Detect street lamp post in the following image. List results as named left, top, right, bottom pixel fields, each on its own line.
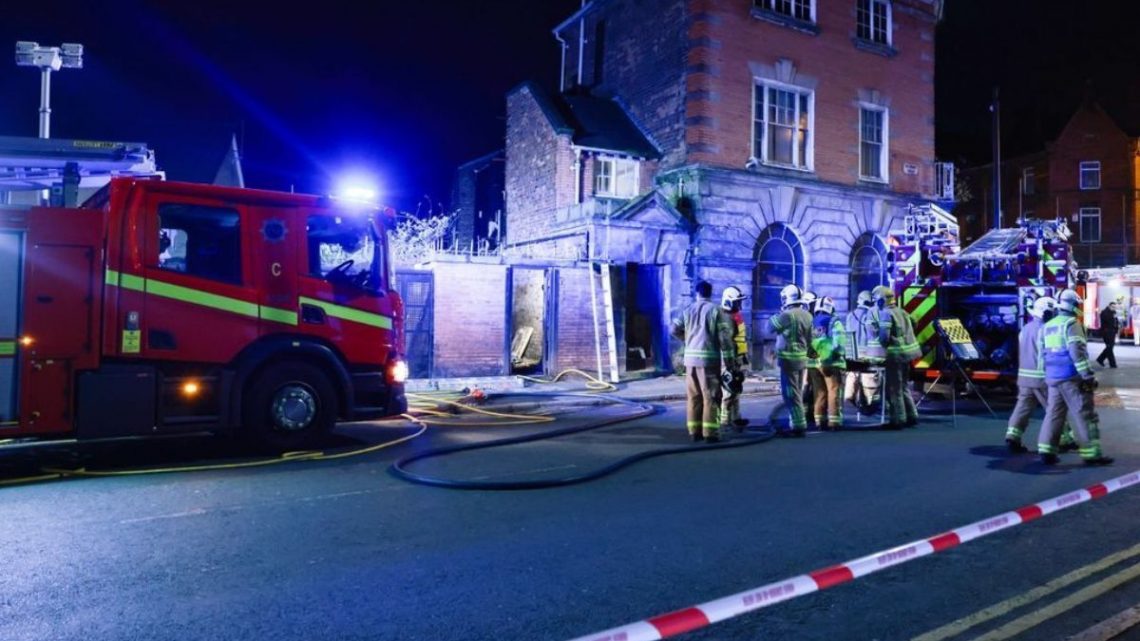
left=14, top=41, right=84, bottom=138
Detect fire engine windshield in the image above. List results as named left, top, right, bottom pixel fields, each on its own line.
left=307, top=213, right=383, bottom=292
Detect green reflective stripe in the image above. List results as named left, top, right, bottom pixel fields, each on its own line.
left=106, top=268, right=145, bottom=292
left=1018, top=369, right=1044, bottom=377
left=770, top=317, right=785, bottom=331
left=0, top=340, right=14, bottom=356
left=144, top=279, right=258, bottom=318
left=911, top=295, right=937, bottom=327
left=1080, top=447, right=1099, bottom=458
left=299, top=296, right=393, bottom=330
left=684, top=349, right=718, bottom=358
left=1037, top=443, right=1057, bottom=454
left=260, top=306, right=298, bottom=325
left=1006, top=426, right=1023, bottom=438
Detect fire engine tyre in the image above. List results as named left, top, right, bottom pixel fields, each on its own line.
left=243, top=363, right=338, bottom=451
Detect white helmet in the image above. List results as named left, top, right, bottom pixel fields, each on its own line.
left=801, top=291, right=817, bottom=311
left=1058, top=289, right=1083, bottom=315
left=856, top=290, right=873, bottom=308
left=779, top=284, right=802, bottom=308
left=721, top=285, right=748, bottom=311
left=815, top=296, right=836, bottom=316
left=1030, top=296, right=1057, bottom=319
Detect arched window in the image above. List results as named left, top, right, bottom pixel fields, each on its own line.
left=849, top=233, right=888, bottom=307
left=753, top=223, right=805, bottom=313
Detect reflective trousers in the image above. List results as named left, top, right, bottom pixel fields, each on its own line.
left=1038, top=379, right=1103, bottom=459
left=1005, top=385, right=1074, bottom=446
left=685, top=366, right=722, bottom=438
left=884, top=360, right=918, bottom=425
left=778, top=364, right=807, bottom=432
left=812, top=367, right=844, bottom=426
left=844, top=370, right=881, bottom=410
left=719, top=370, right=743, bottom=429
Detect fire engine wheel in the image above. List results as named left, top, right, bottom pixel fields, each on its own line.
left=244, top=363, right=338, bottom=451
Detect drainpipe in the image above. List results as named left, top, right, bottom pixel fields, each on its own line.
left=554, top=29, right=568, bottom=92
left=577, top=0, right=587, bottom=88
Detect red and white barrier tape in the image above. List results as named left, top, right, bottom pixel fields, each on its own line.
left=568, top=469, right=1140, bottom=641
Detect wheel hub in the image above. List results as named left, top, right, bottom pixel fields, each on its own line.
left=271, top=385, right=318, bottom=431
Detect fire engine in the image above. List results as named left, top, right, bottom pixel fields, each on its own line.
left=0, top=178, right=408, bottom=449
left=890, top=209, right=1077, bottom=387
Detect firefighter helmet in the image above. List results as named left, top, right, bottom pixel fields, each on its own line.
left=721, top=285, right=748, bottom=311
left=802, top=291, right=817, bottom=312
left=815, top=296, right=836, bottom=316
left=779, top=284, right=802, bottom=308
left=1030, top=296, right=1057, bottom=319
left=871, top=285, right=896, bottom=307
left=1058, top=289, right=1083, bottom=315
left=857, top=290, right=873, bottom=308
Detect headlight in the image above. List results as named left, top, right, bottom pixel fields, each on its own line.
left=388, top=359, right=409, bottom=384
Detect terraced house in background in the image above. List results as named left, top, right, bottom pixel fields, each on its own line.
left=503, top=0, right=953, bottom=370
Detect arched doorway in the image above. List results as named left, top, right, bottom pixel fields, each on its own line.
left=751, top=223, right=805, bottom=368
left=848, top=233, right=888, bottom=308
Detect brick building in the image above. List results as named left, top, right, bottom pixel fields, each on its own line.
left=450, top=150, right=506, bottom=253
left=957, top=98, right=1140, bottom=268
left=502, top=0, right=951, bottom=372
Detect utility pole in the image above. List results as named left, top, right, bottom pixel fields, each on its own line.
left=990, top=86, right=1002, bottom=230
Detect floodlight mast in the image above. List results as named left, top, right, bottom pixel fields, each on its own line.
left=14, top=41, right=84, bottom=138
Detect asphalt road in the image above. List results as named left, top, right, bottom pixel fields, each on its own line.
left=2, top=352, right=1140, bottom=641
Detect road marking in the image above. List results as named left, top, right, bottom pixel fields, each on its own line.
left=1067, top=603, right=1140, bottom=641
left=971, top=561, right=1140, bottom=641
left=911, top=541, right=1140, bottom=641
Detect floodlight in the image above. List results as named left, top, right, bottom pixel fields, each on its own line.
left=12, top=40, right=84, bottom=137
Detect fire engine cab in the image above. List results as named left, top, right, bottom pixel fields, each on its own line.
left=0, top=178, right=407, bottom=449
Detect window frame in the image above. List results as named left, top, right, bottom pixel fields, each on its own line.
left=1078, top=207, right=1101, bottom=243
left=752, top=79, right=815, bottom=172
left=593, top=155, right=640, bottom=199
left=755, top=0, right=816, bottom=23
left=856, top=0, right=892, bottom=46
left=1079, top=161, right=1101, bottom=191
left=858, top=104, right=889, bottom=183
left=154, top=202, right=244, bottom=286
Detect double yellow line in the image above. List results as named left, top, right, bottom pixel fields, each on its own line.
left=913, top=542, right=1140, bottom=641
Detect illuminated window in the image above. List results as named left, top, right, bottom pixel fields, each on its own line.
left=856, top=0, right=891, bottom=45
left=753, top=82, right=813, bottom=170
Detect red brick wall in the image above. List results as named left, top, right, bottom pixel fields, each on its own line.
left=552, top=267, right=604, bottom=373
left=431, top=262, right=508, bottom=377
left=686, top=0, right=937, bottom=195
left=505, top=86, right=578, bottom=245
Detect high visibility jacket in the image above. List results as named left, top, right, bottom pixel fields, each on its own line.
left=671, top=298, right=735, bottom=367
left=1016, top=318, right=1047, bottom=389
left=813, top=314, right=847, bottom=370
left=730, top=310, right=748, bottom=358
left=1040, top=313, right=1093, bottom=383
left=769, top=306, right=813, bottom=368
left=879, top=304, right=922, bottom=363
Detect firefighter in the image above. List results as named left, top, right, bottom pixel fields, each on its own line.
left=872, top=285, right=921, bottom=429
left=811, top=296, right=846, bottom=430
left=801, top=291, right=819, bottom=428
left=1037, top=289, right=1114, bottom=466
left=1005, top=296, right=1057, bottom=453
left=671, top=280, right=736, bottom=443
left=844, top=290, right=881, bottom=412
left=719, top=285, right=750, bottom=433
left=769, top=284, right=813, bottom=436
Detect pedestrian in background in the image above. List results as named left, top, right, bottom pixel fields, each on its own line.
left=811, top=296, right=846, bottom=430
left=770, top=284, right=813, bottom=436
left=1038, top=290, right=1113, bottom=465
left=719, top=285, right=751, bottom=433
left=1130, top=297, right=1140, bottom=347
left=1096, top=300, right=1120, bottom=368
left=671, top=280, right=736, bottom=443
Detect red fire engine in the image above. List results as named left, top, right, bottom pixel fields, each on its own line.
left=890, top=210, right=1076, bottom=387
left=0, top=178, right=407, bottom=449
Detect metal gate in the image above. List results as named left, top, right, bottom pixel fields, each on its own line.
left=397, top=270, right=434, bottom=379
left=0, top=231, right=23, bottom=424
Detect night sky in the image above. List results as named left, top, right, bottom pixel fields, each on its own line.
left=1, top=1, right=1136, bottom=212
